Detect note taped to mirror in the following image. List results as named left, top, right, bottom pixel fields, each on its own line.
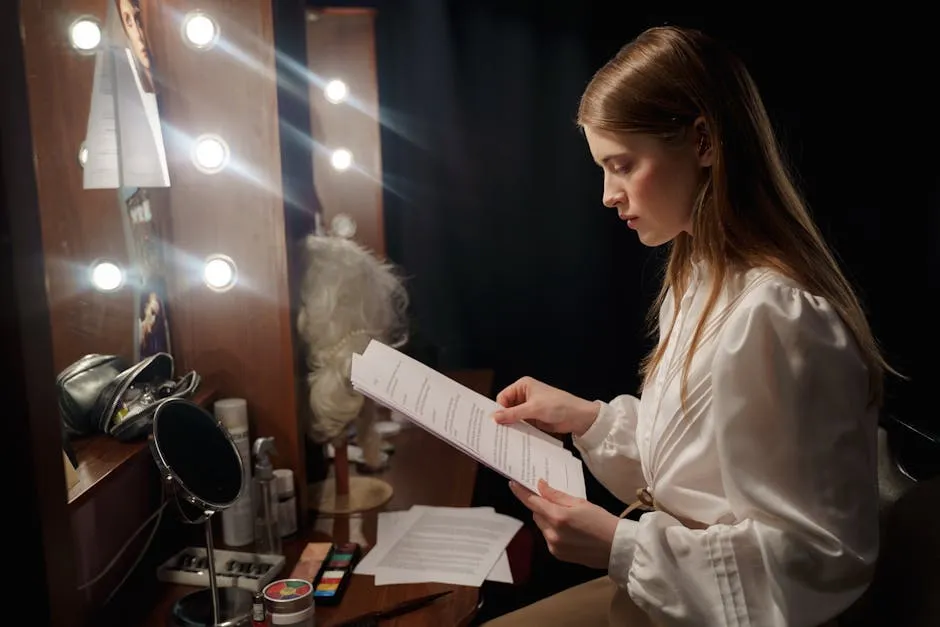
left=83, top=0, right=169, bottom=189
left=350, top=340, right=586, bottom=499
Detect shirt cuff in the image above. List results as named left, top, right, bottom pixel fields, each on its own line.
left=608, top=518, right=639, bottom=588
left=574, top=401, right=617, bottom=451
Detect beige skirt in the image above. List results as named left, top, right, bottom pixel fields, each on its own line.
left=480, top=576, right=654, bottom=627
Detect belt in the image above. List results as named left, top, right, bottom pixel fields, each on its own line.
left=619, top=487, right=708, bottom=530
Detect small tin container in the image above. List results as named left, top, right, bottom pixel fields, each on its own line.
left=262, top=578, right=315, bottom=626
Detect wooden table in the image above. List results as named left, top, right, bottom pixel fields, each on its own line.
left=143, top=370, right=493, bottom=627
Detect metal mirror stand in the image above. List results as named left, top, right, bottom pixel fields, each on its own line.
left=150, top=398, right=254, bottom=627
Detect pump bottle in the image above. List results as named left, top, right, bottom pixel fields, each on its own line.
left=252, top=437, right=282, bottom=555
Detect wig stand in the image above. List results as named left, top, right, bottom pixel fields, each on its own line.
left=309, top=434, right=393, bottom=514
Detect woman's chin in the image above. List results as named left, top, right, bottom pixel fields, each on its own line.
left=635, top=227, right=682, bottom=248
left=635, top=230, right=663, bottom=247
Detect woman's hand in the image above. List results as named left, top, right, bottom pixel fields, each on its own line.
left=511, top=479, right=619, bottom=570
left=493, top=376, right=599, bottom=436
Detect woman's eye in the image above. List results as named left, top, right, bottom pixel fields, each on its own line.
left=612, top=164, right=631, bottom=175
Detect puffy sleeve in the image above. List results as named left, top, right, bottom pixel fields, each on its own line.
left=614, top=281, right=880, bottom=626
left=573, top=394, right=646, bottom=503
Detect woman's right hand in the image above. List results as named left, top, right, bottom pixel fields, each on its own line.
left=492, top=376, right=600, bottom=437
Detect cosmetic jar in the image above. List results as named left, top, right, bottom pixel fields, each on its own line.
left=262, top=579, right=314, bottom=626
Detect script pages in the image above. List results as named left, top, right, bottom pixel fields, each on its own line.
left=350, top=340, right=586, bottom=499
left=355, top=506, right=519, bottom=587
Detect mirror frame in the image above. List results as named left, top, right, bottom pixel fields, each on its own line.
left=149, top=398, right=245, bottom=512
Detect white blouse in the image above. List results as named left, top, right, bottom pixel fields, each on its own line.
left=573, top=265, right=879, bottom=627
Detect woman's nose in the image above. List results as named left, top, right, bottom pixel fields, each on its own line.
left=602, top=174, right=625, bottom=208
left=603, top=190, right=625, bottom=208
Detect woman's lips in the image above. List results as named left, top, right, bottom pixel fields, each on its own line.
left=619, top=213, right=639, bottom=228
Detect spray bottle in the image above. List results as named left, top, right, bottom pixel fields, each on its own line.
left=252, top=437, right=282, bottom=555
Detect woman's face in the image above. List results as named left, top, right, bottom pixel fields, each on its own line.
left=117, top=0, right=150, bottom=70
left=583, top=125, right=710, bottom=247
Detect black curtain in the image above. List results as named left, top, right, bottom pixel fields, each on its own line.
left=377, top=2, right=658, bottom=403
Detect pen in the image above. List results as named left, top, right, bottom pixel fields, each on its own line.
left=334, top=590, right=453, bottom=627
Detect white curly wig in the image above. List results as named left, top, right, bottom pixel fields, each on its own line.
left=297, top=234, right=409, bottom=467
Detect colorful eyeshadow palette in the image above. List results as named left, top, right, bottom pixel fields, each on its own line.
left=289, top=542, right=333, bottom=582
left=311, top=542, right=361, bottom=606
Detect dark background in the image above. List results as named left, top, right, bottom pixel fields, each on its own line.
left=281, top=2, right=930, bottom=619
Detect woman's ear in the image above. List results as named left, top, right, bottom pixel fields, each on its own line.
left=693, top=117, right=714, bottom=167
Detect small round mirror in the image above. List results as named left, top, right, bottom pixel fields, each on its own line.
left=150, top=398, right=243, bottom=511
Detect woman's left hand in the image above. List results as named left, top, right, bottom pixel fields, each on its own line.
left=510, top=479, right=619, bottom=570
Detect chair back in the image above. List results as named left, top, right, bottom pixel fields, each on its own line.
left=840, top=424, right=940, bottom=627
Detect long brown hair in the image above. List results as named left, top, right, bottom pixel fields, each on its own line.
left=577, top=26, right=892, bottom=407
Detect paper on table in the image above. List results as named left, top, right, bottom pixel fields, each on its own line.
left=365, top=506, right=522, bottom=587
left=355, top=508, right=514, bottom=584
left=351, top=341, right=586, bottom=499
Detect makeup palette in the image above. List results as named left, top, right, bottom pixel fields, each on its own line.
left=289, top=542, right=333, bottom=582
left=311, top=542, right=361, bottom=605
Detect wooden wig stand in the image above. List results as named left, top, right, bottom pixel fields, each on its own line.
left=309, top=402, right=393, bottom=514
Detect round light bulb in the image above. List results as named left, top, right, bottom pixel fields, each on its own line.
left=330, top=213, right=357, bottom=239
left=70, top=18, right=102, bottom=52
left=203, top=255, right=237, bottom=291
left=90, top=261, right=123, bottom=292
left=192, top=135, right=229, bottom=173
left=182, top=12, right=219, bottom=48
left=324, top=79, right=348, bottom=104
left=330, top=148, right=353, bottom=171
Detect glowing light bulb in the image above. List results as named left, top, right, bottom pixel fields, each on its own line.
left=192, top=135, right=229, bottom=173
left=182, top=12, right=219, bottom=49
left=330, top=148, right=352, bottom=171
left=90, top=261, right=123, bottom=291
left=204, top=255, right=237, bottom=291
left=331, top=213, right=357, bottom=239
left=70, top=18, right=102, bottom=52
left=324, top=79, right=348, bottom=104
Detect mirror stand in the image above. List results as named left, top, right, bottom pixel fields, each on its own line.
left=171, top=511, right=254, bottom=627
left=150, top=398, right=258, bottom=627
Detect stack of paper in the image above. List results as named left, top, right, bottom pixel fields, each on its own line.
left=350, top=340, right=587, bottom=499
left=355, top=506, right=521, bottom=587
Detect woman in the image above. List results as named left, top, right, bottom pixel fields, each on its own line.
left=486, top=25, right=889, bottom=626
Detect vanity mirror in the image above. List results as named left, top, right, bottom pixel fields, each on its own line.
left=14, top=1, right=307, bottom=619
left=150, top=397, right=253, bottom=626
left=10, top=1, right=383, bottom=621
